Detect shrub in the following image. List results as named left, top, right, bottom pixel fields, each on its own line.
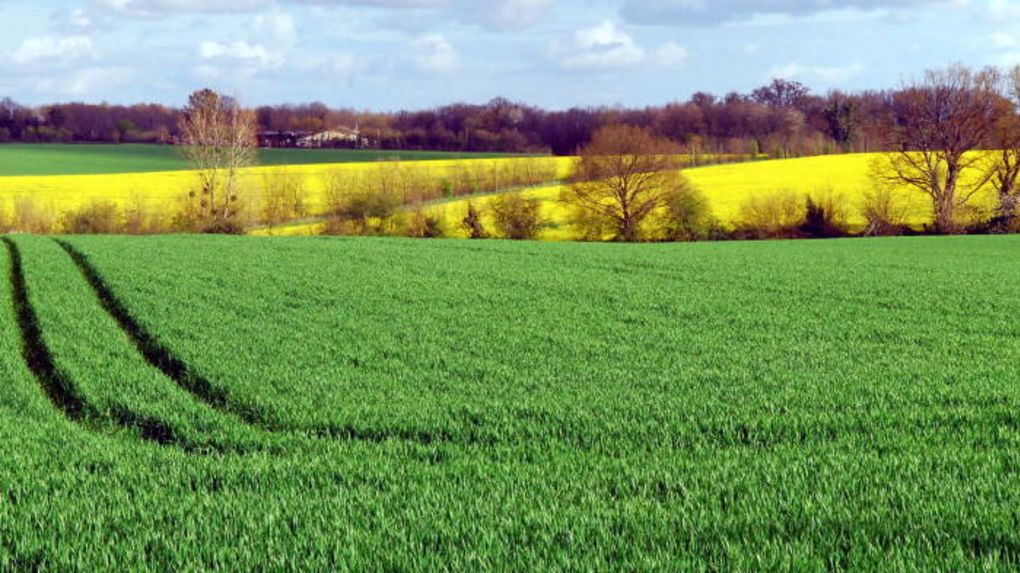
left=330, top=188, right=403, bottom=236
left=735, top=190, right=803, bottom=239
left=568, top=204, right=610, bottom=242
left=260, top=171, right=308, bottom=228
left=799, top=192, right=849, bottom=238
left=9, top=196, right=58, bottom=234
left=61, top=201, right=122, bottom=234
left=490, top=195, right=543, bottom=240
left=122, top=194, right=165, bottom=235
left=860, top=185, right=909, bottom=237
left=660, top=182, right=713, bottom=242
left=406, top=208, right=447, bottom=239
left=461, top=202, right=489, bottom=239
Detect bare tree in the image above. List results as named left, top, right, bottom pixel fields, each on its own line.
left=179, top=89, right=258, bottom=233
left=879, top=65, right=1000, bottom=234
left=986, top=65, right=1020, bottom=229
left=260, top=170, right=308, bottom=229
left=562, top=125, right=685, bottom=242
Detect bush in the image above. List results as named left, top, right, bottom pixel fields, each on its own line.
left=973, top=214, right=1020, bottom=235
left=406, top=208, right=446, bottom=239
left=260, top=171, right=308, bottom=228
left=61, top=201, right=122, bottom=234
left=799, top=192, right=849, bottom=238
left=8, top=196, right=58, bottom=234
left=735, top=190, right=803, bottom=239
left=660, top=181, right=713, bottom=242
left=860, top=185, right=909, bottom=237
left=328, top=188, right=403, bottom=236
left=490, top=195, right=543, bottom=240
left=200, top=219, right=247, bottom=235
left=121, top=194, right=168, bottom=235
left=568, top=204, right=610, bottom=242
left=461, top=202, right=489, bottom=239
left=171, top=184, right=251, bottom=235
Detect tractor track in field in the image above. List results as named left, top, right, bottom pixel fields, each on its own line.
left=56, top=239, right=489, bottom=449
left=3, top=236, right=481, bottom=453
left=56, top=239, right=264, bottom=429
left=3, top=238, right=85, bottom=421
left=3, top=237, right=185, bottom=448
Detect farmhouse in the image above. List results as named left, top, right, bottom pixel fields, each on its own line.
left=297, top=127, right=364, bottom=148
left=257, top=127, right=367, bottom=149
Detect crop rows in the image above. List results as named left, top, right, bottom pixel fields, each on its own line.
left=1, top=234, right=1019, bottom=570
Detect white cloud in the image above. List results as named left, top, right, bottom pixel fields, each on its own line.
left=410, top=34, right=459, bottom=73
left=199, top=40, right=284, bottom=69
left=51, top=7, right=95, bottom=29
left=655, top=42, right=688, bottom=67
left=559, top=20, right=646, bottom=70
left=254, top=11, right=297, bottom=47
left=331, top=53, right=364, bottom=79
left=10, top=36, right=96, bottom=65
left=93, top=0, right=549, bottom=31
left=766, top=61, right=866, bottom=85
left=26, top=65, right=133, bottom=98
left=68, top=66, right=132, bottom=95
left=989, top=0, right=1020, bottom=18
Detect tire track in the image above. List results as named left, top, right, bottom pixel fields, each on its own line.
left=3, top=237, right=85, bottom=422
left=57, top=239, right=490, bottom=448
left=56, top=239, right=262, bottom=426
left=5, top=237, right=182, bottom=446
left=5, top=237, right=247, bottom=452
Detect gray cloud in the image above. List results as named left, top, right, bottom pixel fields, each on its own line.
left=620, top=0, right=952, bottom=26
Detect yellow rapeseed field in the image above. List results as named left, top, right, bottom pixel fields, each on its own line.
left=429, top=153, right=1001, bottom=240
left=0, top=156, right=575, bottom=228
left=0, top=152, right=1001, bottom=237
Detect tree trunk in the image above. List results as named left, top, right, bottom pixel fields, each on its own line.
left=934, top=180, right=957, bottom=235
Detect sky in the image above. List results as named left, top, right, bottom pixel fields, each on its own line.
left=1, top=0, right=1019, bottom=110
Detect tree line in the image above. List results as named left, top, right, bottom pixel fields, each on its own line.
left=0, top=74, right=1001, bottom=157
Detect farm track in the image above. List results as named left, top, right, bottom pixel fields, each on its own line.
left=5, top=236, right=313, bottom=455
left=3, top=237, right=184, bottom=447
left=57, top=239, right=261, bottom=428
left=55, top=238, right=478, bottom=448
left=3, top=238, right=85, bottom=421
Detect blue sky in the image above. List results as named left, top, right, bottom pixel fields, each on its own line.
left=1, top=0, right=1018, bottom=110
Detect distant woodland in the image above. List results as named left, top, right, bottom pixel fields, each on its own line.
left=0, top=77, right=981, bottom=157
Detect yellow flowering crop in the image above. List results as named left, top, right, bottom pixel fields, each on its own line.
left=431, top=153, right=1001, bottom=240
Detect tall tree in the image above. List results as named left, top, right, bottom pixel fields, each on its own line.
left=179, top=89, right=257, bottom=233
left=986, top=65, right=1020, bottom=228
left=823, top=92, right=860, bottom=151
left=879, top=65, right=1000, bottom=234
left=562, top=125, right=685, bottom=242
left=752, top=79, right=811, bottom=109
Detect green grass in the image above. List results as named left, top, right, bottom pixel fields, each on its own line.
left=0, top=144, right=537, bottom=176
left=2, top=234, right=1020, bottom=570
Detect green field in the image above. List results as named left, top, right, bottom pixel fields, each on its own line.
left=2, top=234, right=1020, bottom=570
left=0, top=144, right=534, bottom=177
